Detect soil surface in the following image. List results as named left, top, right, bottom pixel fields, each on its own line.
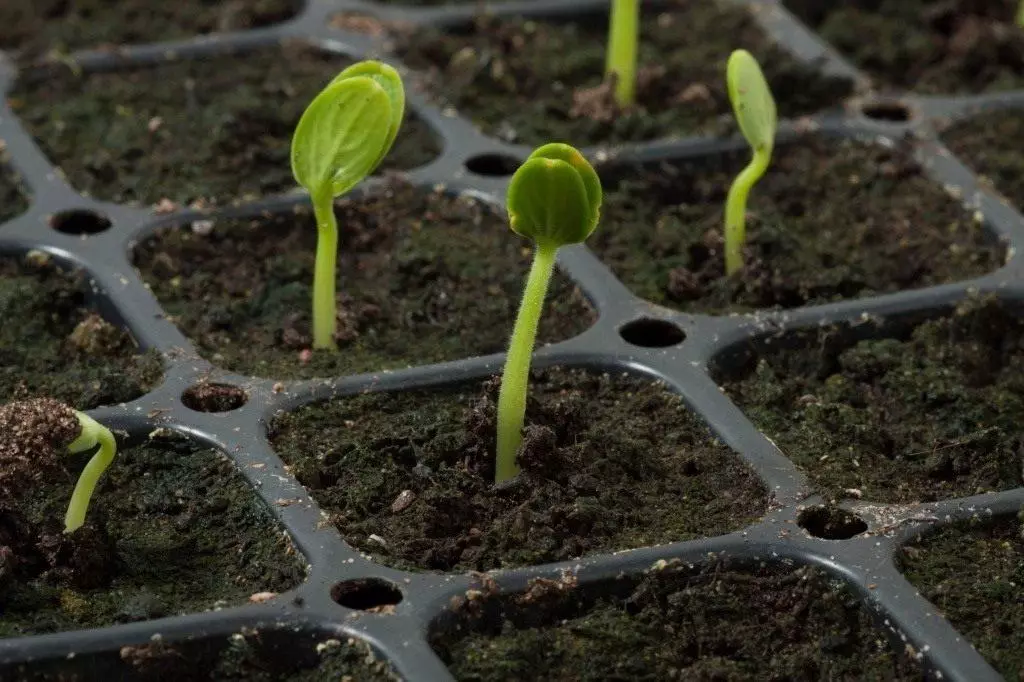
left=433, top=560, right=921, bottom=681
left=8, top=45, right=440, bottom=208
left=0, top=163, right=29, bottom=224
left=943, top=109, right=1024, bottom=206
left=395, top=4, right=852, bottom=147
left=134, top=182, right=595, bottom=380
left=899, top=514, right=1024, bottom=680
left=0, top=432, right=305, bottom=637
left=0, top=253, right=162, bottom=408
left=721, top=297, right=1024, bottom=504
left=0, top=0, right=301, bottom=62
left=591, top=136, right=1004, bottom=314
left=269, top=367, right=769, bottom=573
left=785, top=0, right=1024, bottom=94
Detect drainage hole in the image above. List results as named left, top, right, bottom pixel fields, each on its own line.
left=331, top=578, right=403, bottom=612
left=860, top=101, right=911, bottom=122
left=50, top=210, right=112, bottom=235
left=465, top=153, right=520, bottom=177
left=619, top=318, right=686, bottom=348
left=181, top=383, right=247, bottom=413
left=798, top=506, right=868, bottom=540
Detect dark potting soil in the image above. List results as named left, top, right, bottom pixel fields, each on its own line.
left=720, top=297, right=1024, bottom=504
left=0, top=432, right=305, bottom=638
left=942, top=109, right=1024, bottom=207
left=0, top=164, right=28, bottom=224
left=0, top=0, right=301, bottom=62
left=0, top=254, right=162, bottom=408
left=433, top=561, right=922, bottom=681
left=134, top=182, right=595, bottom=381
left=590, top=136, right=1004, bottom=314
left=784, top=0, right=1024, bottom=94
left=899, top=514, right=1024, bottom=680
left=7, top=44, right=440, bottom=208
left=394, top=4, right=852, bottom=147
left=269, top=367, right=769, bottom=573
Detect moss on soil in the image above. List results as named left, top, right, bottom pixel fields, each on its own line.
left=434, top=561, right=921, bottom=681
left=395, top=4, right=851, bottom=147
left=943, top=109, right=1024, bottom=207
left=899, top=514, right=1024, bottom=680
left=0, top=0, right=301, bottom=61
left=8, top=44, right=440, bottom=208
left=269, top=367, right=768, bottom=572
left=0, top=254, right=162, bottom=408
left=590, top=136, right=1004, bottom=314
left=784, top=0, right=1024, bottom=94
left=721, top=297, right=1024, bottom=504
left=134, top=182, right=594, bottom=380
left=0, top=432, right=305, bottom=637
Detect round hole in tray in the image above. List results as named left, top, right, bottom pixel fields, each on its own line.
left=798, top=506, right=868, bottom=540
left=331, top=578, right=403, bottom=612
left=49, top=209, right=112, bottom=235
left=465, top=153, right=520, bottom=177
left=181, top=383, right=248, bottom=413
left=860, top=101, right=912, bottom=123
left=619, top=318, right=686, bottom=348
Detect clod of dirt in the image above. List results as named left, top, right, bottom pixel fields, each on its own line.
left=0, top=398, right=79, bottom=499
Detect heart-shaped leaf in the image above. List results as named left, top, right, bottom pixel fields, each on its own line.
left=727, top=49, right=777, bottom=155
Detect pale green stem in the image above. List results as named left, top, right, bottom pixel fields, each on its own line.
left=495, top=242, right=558, bottom=483
left=65, top=413, right=117, bottom=533
left=1018, top=1, right=1024, bottom=28
left=312, top=190, right=339, bottom=351
left=724, top=148, right=771, bottom=276
left=605, top=0, right=639, bottom=108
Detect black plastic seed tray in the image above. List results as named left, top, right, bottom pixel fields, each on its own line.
left=1, top=0, right=1022, bottom=680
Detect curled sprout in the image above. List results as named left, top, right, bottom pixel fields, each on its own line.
left=65, top=412, right=117, bottom=533
left=291, top=60, right=405, bottom=350
left=724, top=49, right=777, bottom=276
left=605, top=0, right=640, bottom=107
left=496, top=143, right=602, bottom=483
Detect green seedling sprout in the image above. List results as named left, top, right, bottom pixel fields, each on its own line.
left=291, top=61, right=405, bottom=350
left=495, top=143, right=602, bottom=483
left=65, top=412, right=117, bottom=533
left=724, top=49, right=777, bottom=276
left=605, top=0, right=639, bottom=107
left=1019, top=1, right=1024, bottom=28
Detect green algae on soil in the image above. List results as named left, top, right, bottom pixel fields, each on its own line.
left=0, top=432, right=306, bottom=638
left=269, top=367, right=769, bottom=573
left=720, top=297, right=1024, bottom=504
left=784, top=0, right=1024, bottom=94
left=942, top=109, right=1024, bottom=209
left=133, top=182, right=595, bottom=381
left=589, top=135, right=1004, bottom=315
left=899, top=514, right=1024, bottom=681
left=0, top=0, right=301, bottom=62
left=0, top=253, right=162, bottom=409
left=8, top=44, right=440, bottom=208
left=433, top=560, right=922, bottom=681
left=394, top=3, right=852, bottom=147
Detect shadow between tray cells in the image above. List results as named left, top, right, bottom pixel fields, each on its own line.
left=267, top=365, right=770, bottom=574
left=7, top=42, right=441, bottom=209
left=430, top=555, right=923, bottom=681
left=589, top=133, right=1006, bottom=316
left=132, top=181, right=596, bottom=381
left=0, top=429, right=305, bottom=639
left=714, top=295, right=1024, bottom=506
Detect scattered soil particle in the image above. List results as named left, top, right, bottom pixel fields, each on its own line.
left=394, top=4, right=852, bottom=147
left=0, top=253, right=162, bottom=408
left=134, top=182, right=594, bottom=380
left=8, top=44, right=440, bottom=208
left=899, top=514, right=1024, bottom=680
left=433, top=559, right=922, bottom=681
left=0, top=432, right=305, bottom=637
left=784, top=0, right=1024, bottom=94
left=720, top=297, right=1024, bottom=504
left=0, top=0, right=302, bottom=63
left=269, top=367, right=768, bottom=573
left=590, top=136, right=1004, bottom=314
left=942, top=109, right=1024, bottom=207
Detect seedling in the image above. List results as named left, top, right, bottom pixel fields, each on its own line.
left=65, top=412, right=117, bottom=533
left=1018, top=1, right=1024, bottom=28
left=291, top=61, right=405, bottom=350
left=724, top=49, right=777, bottom=276
left=605, top=0, right=639, bottom=107
left=495, top=143, right=602, bottom=483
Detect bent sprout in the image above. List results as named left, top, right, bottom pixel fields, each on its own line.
left=65, top=412, right=118, bottom=533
